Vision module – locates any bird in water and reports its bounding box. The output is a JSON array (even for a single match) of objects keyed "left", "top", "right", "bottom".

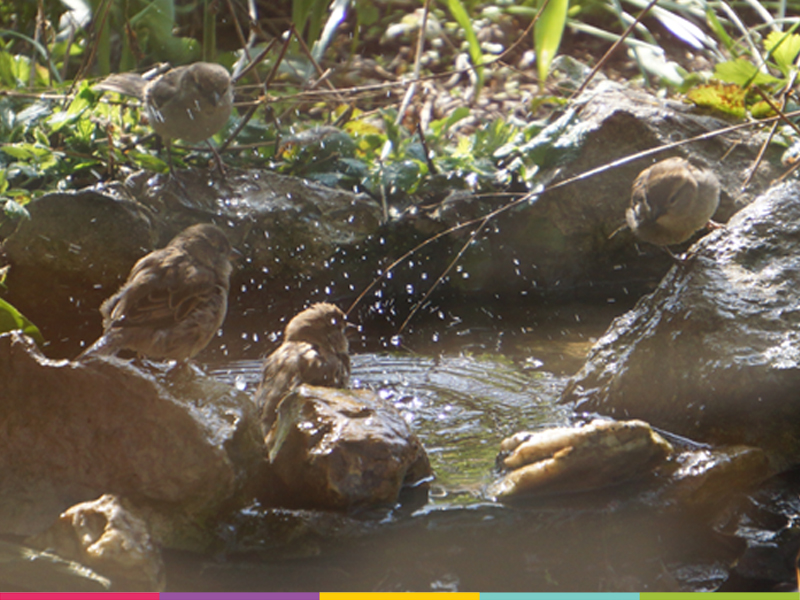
[
  {"left": 255, "top": 303, "right": 353, "bottom": 434},
  {"left": 78, "top": 223, "right": 236, "bottom": 362},
  {"left": 625, "top": 157, "right": 721, "bottom": 260}
]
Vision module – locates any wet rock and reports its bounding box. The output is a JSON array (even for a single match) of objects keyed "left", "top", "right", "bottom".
[
  {"left": 0, "top": 331, "right": 263, "bottom": 550},
  {"left": 656, "top": 446, "right": 772, "bottom": 508},
  {"left": 560, "top": 181, "right": 800, "bottom": 470},
  {"left": 489, "top": 419, "right": 673, "bottom": 499},
  {"left": 26, "top": 494, "right": 165, "bottom": 591},
  {"left": 406, "top": 80, "right": 783, "bottom": 299},
  {"left": 1, "top": 190, "right": 157, "bottom": 319},
  {"left": 121, "top": 168, "right": 382, "bottom": 283},
  {"left": 0, "top": 539, "right": 110, "bottom": 591},
  {"left": 0, "top": 171, "right": 382, "bottom": 352},
  {"left": 257, "top": 384, "right": 432, "bottom": 510}
]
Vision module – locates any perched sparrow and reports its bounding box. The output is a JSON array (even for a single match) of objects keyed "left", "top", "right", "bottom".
[
  {"left": 255, "top": 303, "right": 352, "bottom": 432},
  {"left": 626, "top": 157, "right": 720, "bottom": 249},
  {"left": 95, "top": 62, "right": 233, "bottom": 169},
  {"left": 79, "top": 223, "right": 236, "bottom": 361}
]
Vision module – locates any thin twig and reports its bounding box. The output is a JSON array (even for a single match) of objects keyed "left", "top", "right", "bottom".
[
  {"left": 224, "top": 0, "right": 252, "bottom": 64},
  {"left": 398, "top": 216, "right": 490, "bottom": 332},
  {"left": 348, "top": 109, "right": 800, "bottom": 323},
  {"left": 744, "top": 78, "right": 798, "bottom": 189},
  {"left": 396, "top": 0, "right": 431, "bottom": 127},
  {"left": 570, "top": 0, "right": 661, "bottom": 100}
]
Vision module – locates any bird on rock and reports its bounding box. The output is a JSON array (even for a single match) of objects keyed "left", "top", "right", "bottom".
[
  {"left": 79, "top": 223, "right": 236, "bottom": 361},
  {"left": 255, "top": 302, "right": 353, "bottom": 433},
  {"left": 625, "top": 157, "right": 721, "bottom": 260}
]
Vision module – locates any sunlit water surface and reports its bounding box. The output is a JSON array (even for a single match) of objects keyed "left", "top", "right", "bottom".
[{"left": 156, "top": 301, "right": 759, "bottom": 593}]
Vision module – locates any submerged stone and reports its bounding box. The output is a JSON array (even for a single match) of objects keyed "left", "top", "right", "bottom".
[
  {"left": 489, "top": 419, "right": 673, "bottom": 499},
  {"left": 26, "top": 494, "right": 165, "bottom": 591}
]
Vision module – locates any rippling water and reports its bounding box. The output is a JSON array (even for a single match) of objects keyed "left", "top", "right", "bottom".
[
  {"left": 170, "top": 301, "right": 788, "bottom": 592},
  {"left": 210, "top": 351, "right": 572, "bottom": 499}
]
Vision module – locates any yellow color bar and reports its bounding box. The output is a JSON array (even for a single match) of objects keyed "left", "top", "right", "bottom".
[{"left": 323, "top": 594, "right": 480, "bottom": 600}]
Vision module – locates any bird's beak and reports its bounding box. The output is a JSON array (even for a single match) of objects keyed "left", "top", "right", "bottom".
[
  {"left": 229, "top": 247, "right": 243, "bottom": 261},
  {"left": 345, "top": 322, "right": 360, "bottom": 338}
]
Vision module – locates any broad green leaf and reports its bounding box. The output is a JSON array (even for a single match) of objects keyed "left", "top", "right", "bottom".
[
  {"left": 49, "top": 84, "right": 95, "bottom": 133},
  {"left": 382, "top": 159, "right": 425, "bottom": 195},
  {"left": 0, "top": 297, "right": 44, "bottom": 346},
  {"left": 534, "top": 0, "right": 569, "bottom": 85},
  {"left": 686, "top": 83, "right": 746, "bottom": 118},
  {"left": 2, "top": 143, "right": 51, "bottom": 161},
  {"left": 765, "top": 31, "right": 800, "bottom": 75},
  {"left": 714, "top": 58, "right": 782, "bottom": 87}
]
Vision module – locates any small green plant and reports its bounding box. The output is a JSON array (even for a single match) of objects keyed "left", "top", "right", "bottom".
[{"left": 688, "top": 30, "right": 800, "bottom": 118}]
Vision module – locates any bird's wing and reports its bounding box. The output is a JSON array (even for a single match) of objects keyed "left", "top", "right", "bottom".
[
  {"left": 94, "top": 73, "right": 148, "bottom": 99},
  {"left": 104, "top": 249, "right": 218, "bottom": 329},
  {"left": 145, "top": 69, "right": 182, "bottom": 111}
]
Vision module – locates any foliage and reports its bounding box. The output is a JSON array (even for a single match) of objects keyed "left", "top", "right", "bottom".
[
  {"left": 0, "top": 297, "right": 44, "bottom": 346},
  {"left": 534, "top": 0, "right": 570, "bottom": 86},
  {"left": 0, "top": 0, "right": 796, "bottom": 210},
  {"left": 0, "top": 266, "right": 43, "bottom": 346},
  {"left": 687, "top": 30, "right": 800, "bottom": 118}
]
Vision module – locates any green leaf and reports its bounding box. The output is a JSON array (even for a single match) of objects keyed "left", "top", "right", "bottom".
[
  {"left": 534, "top": 0, "right": 569, "bottom": 85},
  {"left": 765, "top": 30, "right": 800, "bottom": 75},
  {"left": 686, "top": 83, "right": 746, "bottom": 118},
  {"left": 714, "top": 58, "right": 782, "bottom": 87},
  {"left": 129, "top": 151, "right": 169, "bottom": 173},
  {"left": 2, "top": 143, "right": 50, "bottom": 161},
  {"left": 382, "top": 159, "right": 425, "bottom": 195},
  {"left": 705, "top": 9, "right": 733, "bottom": 53},
  {"left": 429, "top": 106, "right": 470, "bottom": 138},
  {"left": 446, "top": 0, "right": 485, "bottom": 92},
  {"left": 0, "top": 297, "right": 44, "bottom": 346}
]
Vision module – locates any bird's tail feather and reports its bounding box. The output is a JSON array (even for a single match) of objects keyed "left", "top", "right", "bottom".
[
  {"left": 94, "top": 73, "right": 148, "bottom": 99},
  {"left": 76, "top": 332, "right": 121, "bottom": 361}
]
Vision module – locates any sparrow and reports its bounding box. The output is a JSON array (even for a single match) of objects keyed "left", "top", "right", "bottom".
[
  {"left": 626, "top": 157, "right": 721, "bottom": 250},
  {"left": 255, "top": 303, "right": 352, "bottom": 433},
  {"left": 95, "top": 62, "right": 233, "bottom": 170},
  {"left": 79, "top": 223, "right": 236, "bottom": 361}
]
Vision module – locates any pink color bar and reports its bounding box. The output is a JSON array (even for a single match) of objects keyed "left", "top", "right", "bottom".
[{"left": 2, "top": 595, "right": 159, "bottom": 600}]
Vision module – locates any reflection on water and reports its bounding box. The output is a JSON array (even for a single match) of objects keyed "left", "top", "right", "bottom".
[
  {"left": 211, "top": 352, "right": 572, "bottom": 499},
  {"left": 184, "top": 301, "right": 780, "bottom": 593}
]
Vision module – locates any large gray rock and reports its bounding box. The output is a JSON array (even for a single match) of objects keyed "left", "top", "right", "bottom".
[
  {"left": 258, "top": 384, "right": 432, "bottom": 510},
  {"left": 408, "top": 80, "right": 783, "bottom": 298},
  {"left": 0, "top": 332, "right": 263, "bottom": 550},
  {"left": 560, "top": 181, "right": 800, "bottom": 470},
  {"left": 0, "top": 172, "right": 382, "bottom": 352},
  {"left": 1, "top": 190, "right": 157, "bottom": 314},
  {"left": 120, "top": 168, "right": 383, "bottom": 283}
]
